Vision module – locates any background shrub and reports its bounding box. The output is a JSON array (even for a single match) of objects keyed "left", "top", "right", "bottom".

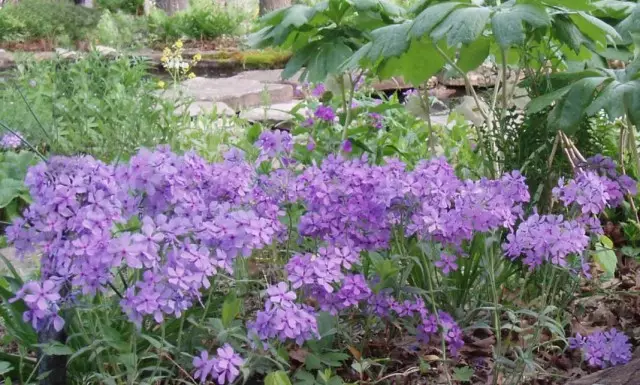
[{"left": 0, "top": 0, "right": 101, "bottom": 42}]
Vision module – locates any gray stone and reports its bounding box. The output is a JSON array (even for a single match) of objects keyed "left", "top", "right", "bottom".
[
  {"left": 239, "top": 101, "right": 308, "bottom": 123},
  {"left": 176, "top": 101, "right": 236, "bottom": 117},
  {"left": 0, "top": 247, "right": 38, "bottom": 279},
  {"left": 55, "top": 48, "right": 79, "bottom": 60},
  {"left": 95, "top": 45, "right": 118, "bottom": 57},
  {"left": 165, "top": 77, "right": 294, "bottom": 110}
]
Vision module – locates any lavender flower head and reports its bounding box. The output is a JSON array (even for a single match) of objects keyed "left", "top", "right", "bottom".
[
  {"left": 314, "top": 105, "right": 336, "bottom": 122},
  {"left": 569, "top": 329, "right": 632, "bottom": 368},
  {"left": 311, "top": 83, "right": 326, "bottom": 98},
  {"left": 1, "top": 131, "right": 22, "bottom": 149},
  {"left": 193, "top": 344, "right": 244, "bottom": 385}
]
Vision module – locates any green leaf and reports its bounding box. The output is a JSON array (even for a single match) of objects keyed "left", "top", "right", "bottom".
[
  {"left": 593, "top": 241, "right": 617, "bottom": 277},
  {"left": 265, "top": 371, "right": 293, "bottom": 385},
  {"left": 457, "top": 37, "right": 490, "bottom": 72},
  {"left": 616, "top": 3, "right": 640, "bottom": 43},
  {"left": 453, "top": 366, "right": 474, "bottom": 383},
  {"left": 365, "top": 22, "right": 412, "bottom": 60},
  {"left": 306, "top": 41, "right": 354, "bottom": 83},
  {"left": 379, "top": 38, "right": 446, "bottom": 85},
  {"left": 221, "top": 293, "right": 241, "bottom": 328},
  {"left": 305, "top": 353, "right": 323, "bottom": 370},
  {"left": 0, "top": 361, "right": 13, "bottom": 376},
  {"left": 553, "top": 15, "right": 588, "bottom": 53},
  {"left": 37, "top": 342, "right": 74, "bottom": 356},
  {"left": 593, "top": 0, "right": 636, "bottom": 19},
  {"left": 571, "top": 12, "right": 621, "bottom": 46},
  {"left": 409, "top": 2, "right": 462, "bottom": 39},
  {"left": 492, "top": 3, "right": 551, "bottom": 49},
  {"left": 548, "top": 77, "right": 608, "bottom": 131},
  {"left": 0, "top": 179, "right": 27, "bottom": 208},
  {"left": 526, "top": 85, "right": 573, "bottom": 114},
  {"left": 431, "top": 6, "right": 491, "bottom": 46},
  {"left": 543, "top": 0, "right": 593, "bottom": 11}
]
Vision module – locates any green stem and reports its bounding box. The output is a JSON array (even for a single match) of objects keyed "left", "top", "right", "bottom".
[
  {"left": 418, "top": 88, "right": 435, "bottom": 153},
  {"left": 500, "top": 49, "right": 509, "bottom": 121},
  {"left": 485, "top": 242, "right": 502, "bottom": 385},
  {"left": 626, "top": 115, "right": 640, "bottom": 173},
  {"left": 421, "top": 246, "right": 453, "bottom": 385}
]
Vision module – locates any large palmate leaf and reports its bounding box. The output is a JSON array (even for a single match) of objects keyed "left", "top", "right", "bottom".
[
  {"left": 491, "top": 3, "right": 551, "bottom": 49},
  {"left": 430, "top": 6, "right": 491, "bottom": 46},
  {"left": 378, "top": 38, "right": 447, "bottom": 85},
  {"left": 408, "top": 2, "right": 463, "bottom": 39},
  {"left": 527, "top": 59, "right": 640, "bottom": 132},
  {"left": 616, "top": 2, "right": 640, "bottom": 44}
]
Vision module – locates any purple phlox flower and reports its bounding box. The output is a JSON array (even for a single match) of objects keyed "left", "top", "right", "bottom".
[
  {"left": 434, "top": 253, "right": 458, "bottom": 275},
  {"left": 1, "top": 131, "right": 22, "bottom": 149},
  {"left": 569, "top": 328, "right": 632, "bottom": 369},
  {"left": 368, "top": 112, "right": 384, "bottom": 130},
  {"left": 265, "top": 282, "right": 296, "bottom": 309},
  {"left": 503, "top": 213, "right": 589, "bottom": 270},
  {"left": 341, "top": 139, "right": 353, "bottom": 153},
  {"left": 314, "top": 105, "right": 336, "bottom": 122},
  {"left": 311, "top": 83, "right": 326, "bottom": 98},
  {"left": 212, "top": 344, "right": 244, "bottom": 384},
  {"left": 255, "top": 130, "right": 294, "bottom": 160},
  {"left": 306, "top": 137, "right": 316, "bottom": 151},
  {"left": 11, "top": 279, "right": 65, "bottom": 331}
]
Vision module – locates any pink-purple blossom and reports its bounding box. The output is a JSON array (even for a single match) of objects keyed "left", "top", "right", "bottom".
[{"left": 569, "top": 329, "right": 632, "bottom": 368}]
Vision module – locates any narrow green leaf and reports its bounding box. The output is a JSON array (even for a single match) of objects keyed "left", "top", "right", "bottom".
[
  {"left": 593, "top": 241, "right": 617, "bottom": 277},
  {"left": 221, "top": 293, "right": 241, "bottom": 328},
  {"left": 37, "top": 342, "right": 74, "bottom": 356},
  {"left": 0, "top": 361, "right": 13, "bottom": 376}
]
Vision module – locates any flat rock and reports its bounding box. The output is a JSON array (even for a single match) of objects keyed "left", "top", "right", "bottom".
[
  {"left": 176, "top": 101, "right": 236, "bottom": 117},
  {"left": 239, "top": 101, "right": 308, "bottom": 123},
  {"left": 55, "top": 48, "right": 79, "bottom": 60},
  {"left": 231, "top": 69, "right": 302, "bottom": 86},
  {"left": 95, "top": 45, "right": 118, "bottom": 57},
  {"left": 0, "top": 247, "right": 38, "bottom": 279},
  {"left": 371, "top": 76, "right": 438, "bottom": 92},
  {"left": 440, "top": 63, "right": 523, "bottom": 88},
  {"left": 165, "top": 77, "right": 294, "bottom": 110}
]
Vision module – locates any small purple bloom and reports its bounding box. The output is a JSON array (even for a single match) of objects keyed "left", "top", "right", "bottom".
[
  {"left": 434, "top": 253, "right": 458, "bottom": 275},
  {"left": 1, "top": 131, "right": 22, "bottom": 149},
  {"left": 341, "top": 140, "right": 352, "bottom": 153},
  {"left": 314, "top": 105, "right": 336, "bottom": 122},
  {"left": 311, "top": 83, "right": 325, "bottom": 97}
]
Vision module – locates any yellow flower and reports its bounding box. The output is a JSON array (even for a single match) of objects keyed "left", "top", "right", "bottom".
[
  {"left": 174, "top": 40, "right": 183, "bottom": 49},
  {"left": 161, "top": 56, "right": 168, "bottom": 63},
  {"left": 163, "top": 47, "right": 171, "bottom": 56},
  {"left": 193, "top": 53, "right": 202, "bottom": 62},
  {"left": 157, "top": 80, "right": 166, "bottom": 89},
  {"left": 187, "top": 72, "right": 196, "bottom": 79}
]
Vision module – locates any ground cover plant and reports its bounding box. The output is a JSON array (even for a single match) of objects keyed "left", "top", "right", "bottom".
[{"left": 3, "top": 0, "right": 640, "bottom": 384}]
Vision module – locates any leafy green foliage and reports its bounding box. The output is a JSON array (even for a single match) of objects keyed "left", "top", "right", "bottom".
[
  {"left": 527, "top": 60, "right": 640, "bottom": 132},
  {"left": 0, "top": 151, "right": 38, "bottom": 222},
  {"left": 0, "top": 0, "right": 102, "bottom": 43},
  {"left": 250, "top": 0, "right": 404, "bottom": 82},
  {"left": 0, "top": 53, "right": 188, "bottom": 161}
]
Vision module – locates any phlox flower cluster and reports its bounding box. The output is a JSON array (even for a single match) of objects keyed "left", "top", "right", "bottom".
[
  {"left": 503, "top": 214, "right": 590, "bottom": 270},
  {"left": 193, "top": 344, "right": 244, "bottom": 385},
  {"left": 368, "top": 294, "right": 464, "bottom": 356},
  {"left": 569, "top": 329, "right": 632, "bottom": 368},
  {"left": 248, "top": 282, "right": 319, "bottom": 346},
  {"left": 10, "top": 279, "right": 65, "bottom": 331},
  {"left": 7, "top": 155, "right": 123, "bottom": 330},
  {"left": 404, "top": 160, "right": 530, "bottom": 245},
  {"left": 1, "top": 131, "right": 22, "bottom": 149},
  {"left": 554, "top": 155, "right": 637, "bottom": 214},
  {"left": 255, "top": 130, "right": 293, "bottom": 162},
  {"left": 8, "top": 147, "right": 283, "bottom": 329}
]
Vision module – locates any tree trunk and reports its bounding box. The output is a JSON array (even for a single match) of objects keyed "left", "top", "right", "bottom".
[
  {"left": 567, "top": 357, "right": 640, "bottom": 385},
  {"left": 259, "top": 0, "right": 291, "bottom": 16},
  {"left": 143, "top": 0, "right": 154, "bottom": 15},
  {"left": 74, "top": 0, "right": 93, "bottom": 8},
  {"left": 156, "top": 0, "right": 189, "bottom": 15}
]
